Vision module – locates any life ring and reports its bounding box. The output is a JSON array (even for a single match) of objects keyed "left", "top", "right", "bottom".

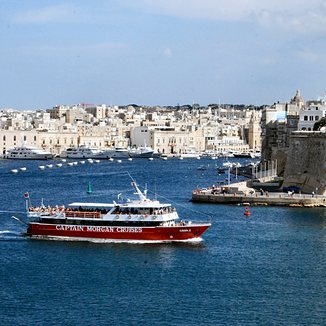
[
  {"left": 128, "top": 214, "right": 132, "bottom": 219},
  {"left": 115, "top": 215, "right": 119, "bottom": 219}
]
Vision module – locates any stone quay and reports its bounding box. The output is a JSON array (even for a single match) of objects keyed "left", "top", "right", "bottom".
[{"left": 192, "top": 184, "right": 326, "bottom": 207}]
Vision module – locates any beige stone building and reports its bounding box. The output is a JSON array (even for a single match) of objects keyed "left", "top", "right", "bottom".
[{"left": 248, "top": 110, "right": 262, "bottom": 150}]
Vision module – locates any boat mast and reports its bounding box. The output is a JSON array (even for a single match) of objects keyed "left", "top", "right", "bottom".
[{"left": 127, "top": 172, "right": 147, "bottom": 202}]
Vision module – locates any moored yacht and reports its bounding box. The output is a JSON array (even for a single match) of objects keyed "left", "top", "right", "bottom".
[
  {"left": 4, "top": 145, "right": 53, "bottom": 160},
  {"left": 61, "top": 145, "right": 102, "bottom": 159},
  {"left": 128, "top": 145, "right": 154, "bottom": 158},
  {"left": 25, "top": 179, "right": 211, "bottom": 242},
  {"left": 109, "top": 146, "right": 129, "bottom": 159}
]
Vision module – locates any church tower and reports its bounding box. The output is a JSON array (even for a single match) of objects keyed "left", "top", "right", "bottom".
[{"left": 248, "top": 110, "right": 262, "bottom": 150}]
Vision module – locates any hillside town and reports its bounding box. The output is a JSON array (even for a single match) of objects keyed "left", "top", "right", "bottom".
[
  {"left": 0, "top": 89, "right": 325, "bottom": 165},
  {"left": 0, "top": 102, "right": 262, "bottom": 158}
]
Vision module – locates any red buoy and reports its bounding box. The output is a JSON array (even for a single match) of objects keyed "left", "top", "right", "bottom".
[{"left": 244, "top": 206, "right": 251, "bottom": 217}]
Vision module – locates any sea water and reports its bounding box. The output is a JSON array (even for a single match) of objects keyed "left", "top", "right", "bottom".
[{"left": 0, "top": 157, "right": 325, "bottom": 325}]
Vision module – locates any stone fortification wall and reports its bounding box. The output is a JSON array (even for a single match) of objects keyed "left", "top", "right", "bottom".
[{"left": 283, "top": 132, "right": 326, "bottom": 194}]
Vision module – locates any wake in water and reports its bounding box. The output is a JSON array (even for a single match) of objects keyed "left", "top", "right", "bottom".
[
  {"left": 29, "top": 235, "right": 204, "bottom": 244},
  {"left": 0, "top": 229, "right": 25, "bottom": 241}
]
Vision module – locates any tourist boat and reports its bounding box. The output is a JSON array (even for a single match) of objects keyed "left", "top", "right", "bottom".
[
  {"left": 4, "top": 145, "right": 53, "bottom": 160},
  {"left": 25, "top": 179, "right": 211, "bottom": 242},
  {"left": 128, "top": 145, "right": 154, "bottom": 158}
]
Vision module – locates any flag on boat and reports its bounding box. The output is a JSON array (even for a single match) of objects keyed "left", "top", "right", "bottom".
[{"left": 24, "top": 192, "right": 29, "bottom": 199}]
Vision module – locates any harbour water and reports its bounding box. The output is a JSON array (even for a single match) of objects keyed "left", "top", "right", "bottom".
[{"left": 1, "top": 157, "right": 326, "bottom": 325}]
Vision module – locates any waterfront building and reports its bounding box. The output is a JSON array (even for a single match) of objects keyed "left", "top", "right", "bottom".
[
  {"left": 0, "top": 102, "right": 262, "bottom": 157},
  {"left": 297, "top": 101, "right": 326, "bottom": 131}
]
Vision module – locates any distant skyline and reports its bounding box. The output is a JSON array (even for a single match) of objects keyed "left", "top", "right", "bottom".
[{"left": 1, "top": 0, "right": 326, "bottom": 109}]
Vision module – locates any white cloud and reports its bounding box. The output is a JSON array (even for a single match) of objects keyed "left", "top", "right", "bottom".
[
  {"left": 128, "top": 0, "right": 326, "bottom": 34},
  {"left": 12, "top": 4, "right": 84, "bottom": 24}
]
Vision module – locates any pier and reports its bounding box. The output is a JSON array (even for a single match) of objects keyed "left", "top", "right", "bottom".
[{"left": 192, "top": 182, "right": 326, "bottom": 207}]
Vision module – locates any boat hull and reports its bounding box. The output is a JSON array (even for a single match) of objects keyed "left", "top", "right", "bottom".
[
  {"left": 27, "top": 222, "right": 210, "bottom": 242},
  {"left": 5, "top": 154, "right": 53, "bottom": 160},
  {"left": 129, "top": 151, "right": 154, "bottom": 158}
]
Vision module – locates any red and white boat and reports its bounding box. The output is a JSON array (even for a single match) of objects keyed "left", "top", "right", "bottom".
[{"left": 26, "top": 180, "right": 211, "bottom": 242}]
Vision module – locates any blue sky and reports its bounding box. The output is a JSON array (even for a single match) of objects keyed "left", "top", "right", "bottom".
[{"left": 1, "top": 0, "right": 326, "bottom": 109}]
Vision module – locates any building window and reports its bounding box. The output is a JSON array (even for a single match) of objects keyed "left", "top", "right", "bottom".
[
  {"left": 3, "top": 135, "right": 5, "bottom": 141},
  {"left": 309, "top": 116, "right": 313, "bottom": 121},
  {"left": 24, "top": 135, "right": 26, "bottom": 141},
  {"left": 34, "top": 136, "right": 36, "bottom": 141},
  {"left": 304, "top": 116, "right": 308, "bottom": 121},
  {"left": 14, "top": 136, "right": 16, "bottom": 141},
  {"left": 315, "top": 116, "right": 319, "bottom": 121}
]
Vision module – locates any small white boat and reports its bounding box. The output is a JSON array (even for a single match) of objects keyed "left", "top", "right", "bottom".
[
  {"left": 11, "top": 169, "right": 18, "bottom": 173},
  {"left": 109, "top": 158, "right": 114, "bottom": 162},
  {"left": 56, "top": 163, "right": 63, "bottom": 167},
  {"left": 148, "top": 157, "right": 154, "bottom": 161},
  {"left": 128, "top": 158, "right": 133, "bottom": 161},
  {"left": 128, "top": 145, "right": 154, "bottom": 158},
  {"left": 61, "top": 159, "right": 66, "bottom": 162},
  {"left": 46, "top": 164, "right": 53, "bottom": 168},
  {"left": 94, "top": 160, "right": 100, "bottom": 164},
  {"left": 39, "top": 166, "right": 45, "bottom": 170},
  {"left": 88, "top": 159, "right": 94, "bottom": 164},
  {"left": 20, "top": 167, "right": 27, "bottom": 171},
  {"left": 162, "top": 157, "right": 168, "bottom": 161},
  {"left": 68, "top": 162, "right": 74, "bottom": 166},
  {"left": 80, "top": 161, "right": 85, "bottom": 164},
  {"left": 179, "top": 157, "right": 184, "bottom": 160},
  {"left": 117, "top": 159, "right": 122, "bottom": 163},
  {"left": 73, "top": 162, "right": 78, "bottom": 165}
]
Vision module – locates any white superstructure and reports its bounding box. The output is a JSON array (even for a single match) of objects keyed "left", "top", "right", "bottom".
[{"left": 4, "top": 146, "right": 53, "bottom": 160}]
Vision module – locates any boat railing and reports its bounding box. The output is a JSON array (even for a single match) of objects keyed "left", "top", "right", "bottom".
[{"left": 64, "top": 211, "right": 101, "bottom": 218}]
